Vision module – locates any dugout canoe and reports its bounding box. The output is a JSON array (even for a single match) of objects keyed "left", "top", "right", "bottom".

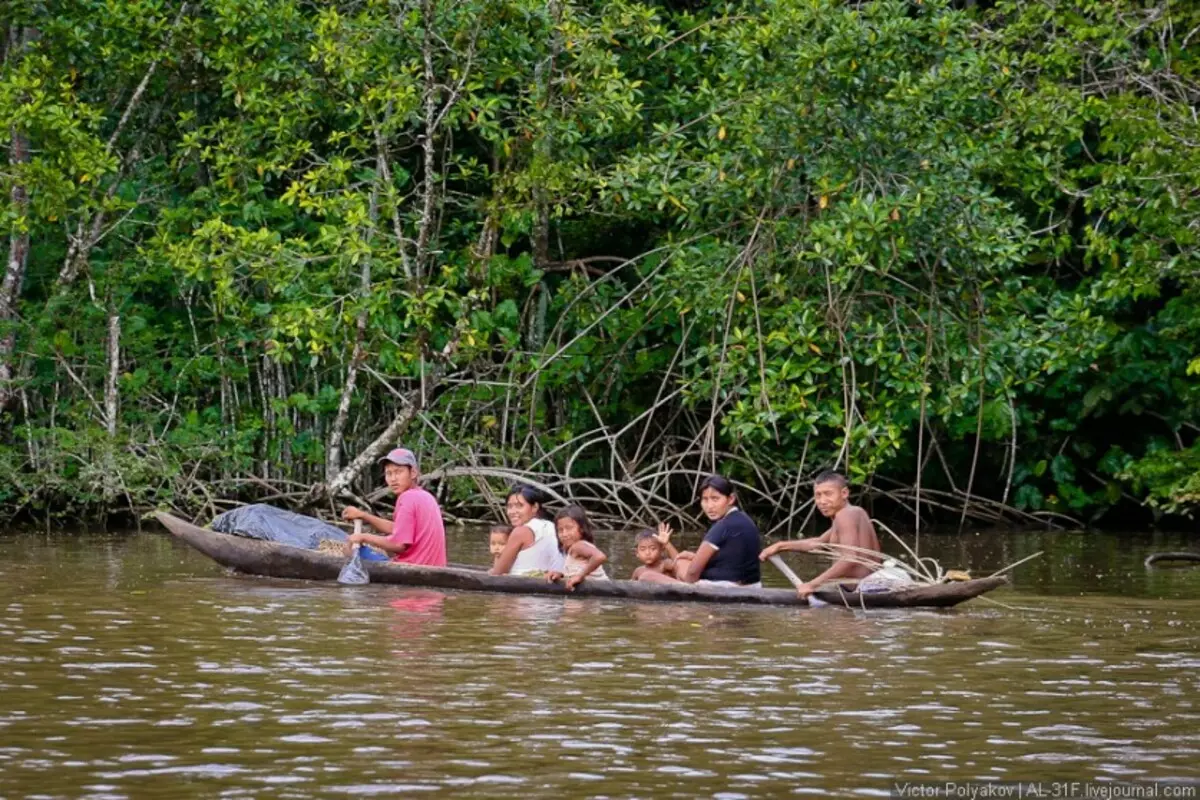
[{"left": 156, "top": 511, "right": 1007, "bottom": 609}]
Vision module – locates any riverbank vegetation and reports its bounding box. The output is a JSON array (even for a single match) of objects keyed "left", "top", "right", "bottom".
[{"left": 1, "top": 0, "right": 1197, "bottom": 528}]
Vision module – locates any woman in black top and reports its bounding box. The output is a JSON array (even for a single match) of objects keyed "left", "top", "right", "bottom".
[{"left": 637, "top": 475, "right": 763, "bottom": 587}]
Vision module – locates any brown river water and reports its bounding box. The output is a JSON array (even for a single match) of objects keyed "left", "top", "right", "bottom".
[{"left": 1, "top": 525, "right": 1198, "bottom": 798}]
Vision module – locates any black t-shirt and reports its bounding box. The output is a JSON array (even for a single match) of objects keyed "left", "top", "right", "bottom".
[{"left": 701, "top": 509, "right": 762, "bottom": 584}]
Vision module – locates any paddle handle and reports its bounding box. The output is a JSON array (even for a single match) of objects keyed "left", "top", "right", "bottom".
[
  {"left": 352, "top": 519, "right": 362, "bottom": 551},
  {"left": 768, "top": 554, "right": 805, "bottom": 590}
]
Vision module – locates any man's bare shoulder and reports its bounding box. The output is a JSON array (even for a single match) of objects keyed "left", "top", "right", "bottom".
[{"left": 833, "top": 504, "right": 870, "bottom": 523}]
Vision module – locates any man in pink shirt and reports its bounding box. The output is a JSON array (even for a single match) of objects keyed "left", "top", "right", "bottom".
[{"left": 341, "top": 448, "right": 447, "bottom": 567}]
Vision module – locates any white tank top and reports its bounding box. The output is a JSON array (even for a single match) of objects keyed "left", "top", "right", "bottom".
[
  {"left": 564, "top": 551, "right": 609, "bottom": 581},
  {"left": 508, "top": 517, "right": 565, "bottom": 575}
]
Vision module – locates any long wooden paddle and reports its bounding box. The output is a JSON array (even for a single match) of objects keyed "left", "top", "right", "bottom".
[
  {"left": 767, "top": 554, "right": 805, "bottom": 591},
  {"left": 337, "top": 520, "right": 370, "bottom": 585}
]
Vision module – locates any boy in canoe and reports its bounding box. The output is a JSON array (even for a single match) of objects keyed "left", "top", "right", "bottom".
[
  {"left": 342, "top": 447, "right": 447, "bottom": 567},
  {"left": 759, "top": 471, "right": 881, "bottom": 598}
]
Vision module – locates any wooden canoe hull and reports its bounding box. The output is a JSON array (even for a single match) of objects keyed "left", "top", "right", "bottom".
[
  {"left": 156, "top": 512, "right": 1006, "bottom": 609},
  {"left": 810, "top": 577, "right": 1008, "bottom": 608}
]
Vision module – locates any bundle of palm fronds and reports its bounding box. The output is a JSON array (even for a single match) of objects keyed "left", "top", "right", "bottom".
[
  {"left": 315, "top": 538, "right": 388, "bottom": 560},
  {"left": 317, "top": 539, "right": 347, "bottom": 556},
  {"left": 802, "top": 520, "right": 1041, "bottom": 587}
]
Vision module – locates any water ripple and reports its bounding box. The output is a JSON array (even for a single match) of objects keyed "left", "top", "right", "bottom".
[{"left": 1, "top": 533, "right": 1199, "bottom": 798}]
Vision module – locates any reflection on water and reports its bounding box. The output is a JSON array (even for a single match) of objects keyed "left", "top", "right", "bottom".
[{"left": 0, "top": 528, "right": 1197, "bottom": 798}]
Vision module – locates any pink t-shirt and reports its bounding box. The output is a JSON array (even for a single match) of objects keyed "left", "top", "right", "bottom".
[{"left": 387, "top": 486, "right": 447, "bottom": 567}]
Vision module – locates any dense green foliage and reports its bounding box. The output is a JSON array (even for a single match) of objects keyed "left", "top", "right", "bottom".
[{"left": 1, "top": 0, "right": 1196, "bottom": 525}]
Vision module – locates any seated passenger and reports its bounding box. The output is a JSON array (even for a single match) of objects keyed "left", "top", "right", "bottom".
[
  {"left": 489, "top": 485, "right": 565, "bottom": 576},
  {"left": 546, "top": 505, "right": 609, "bottom": 590},
  {"left": 636, "top": 476, "right": 762, "bottom": 588},
  {"left": 631, "top": 524, "right": 693, "bottom": 580},
  {"left": 759, "top": 470, "right": 882, "bottom": 598},
  {"left": 341, "top": 447, "right": 447, "bottom": 567},
  {"left": 488, "top": 524, "right": 512, "bottom": 570}
]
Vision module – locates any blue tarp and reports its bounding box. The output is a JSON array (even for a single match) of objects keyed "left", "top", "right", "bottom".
[{"left": 211, "top": 504, "right": 347, "bottom": 549}]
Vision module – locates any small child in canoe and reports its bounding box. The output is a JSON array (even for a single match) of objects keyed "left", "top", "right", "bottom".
[
  {"left": 489, "top": 524, "right": 512, "bottom": 570},
  {"left": 546, "top": 505, "right": 609, "bottom": 590},
  {"left": 632, "top": 524, "right": 695, "bottom": 581}
]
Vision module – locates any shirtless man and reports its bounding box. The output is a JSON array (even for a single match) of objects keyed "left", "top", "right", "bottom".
[{"left": 759, "top": 471, "right": 881, "bottom": 598}]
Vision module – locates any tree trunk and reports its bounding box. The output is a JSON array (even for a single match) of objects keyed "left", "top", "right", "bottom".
[
  {"left": 0, "top": 25, "right": 38, "bottom": 410},
  {"left": 308, "top": 328, "right": 464, "bottom": 506},
  {"left": 326, "top": 316, "right": 367, "bottom": 483},
  {"left": 105, "top": 312, "right": 120, "bottom": 436},
  {"left": 414, "top": 0, "right": 439, "bottom": 278},
  {"left": 530, "top": 0, "right": 562, "bottom": 273},
  {"left": 277, "top": 358, "right": 291, "bottom": 474},
  {"left": 0, "top": 126, "right": 30, "bottom": 410},
  {"left": 217, "top": 336, "right": 231, "bottom": 429},
  {"left": 326, "top": 188, "right": 376, "bottom": 482},
  {"left": 259, "top": 353, "right": 273, "bottom": 480},
  {"left": 321, "top": 400, "right": 420, "bottom": 502},
  {"left": 373, "top": 116, "right": 413, "bottom": 279}
]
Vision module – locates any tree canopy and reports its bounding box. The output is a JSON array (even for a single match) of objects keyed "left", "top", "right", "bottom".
[{"left": 1, "top": 0, "right": 1197, "bottom": 527}]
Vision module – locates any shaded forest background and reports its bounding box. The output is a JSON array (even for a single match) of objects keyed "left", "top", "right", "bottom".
[{"left": 1, "top": 0, "right": 1197, "bottom": 531}]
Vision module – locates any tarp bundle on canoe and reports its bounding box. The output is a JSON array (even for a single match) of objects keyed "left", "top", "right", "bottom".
[{"left": 211, "top": 504, "right": 347, "bottom": 549}]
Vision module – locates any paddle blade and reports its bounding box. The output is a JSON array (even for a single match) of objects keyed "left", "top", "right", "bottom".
[{"left": 338, "top": 544, "right": 370, "bottom": 585}]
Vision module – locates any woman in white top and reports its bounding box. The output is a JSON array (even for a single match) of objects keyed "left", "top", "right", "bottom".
[{"left": 489, "top": 485, "right": 566, "bottom": 577}]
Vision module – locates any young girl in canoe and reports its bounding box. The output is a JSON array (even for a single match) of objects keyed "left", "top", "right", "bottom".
[
  {"left": 546, "top": 505, "right": 609, "bottom": 590},
  {"left": 631, "top": 524, "right": 694, "bottom": 580}
]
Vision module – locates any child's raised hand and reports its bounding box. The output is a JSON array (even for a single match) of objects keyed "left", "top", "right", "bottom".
[{"left": 656, "top": 523, "right": 673, "bottom": 545}]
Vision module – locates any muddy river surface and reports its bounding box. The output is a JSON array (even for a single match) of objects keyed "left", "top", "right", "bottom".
[{"left": 1, "top": 525, "right": 1198, "bottom": 798}]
